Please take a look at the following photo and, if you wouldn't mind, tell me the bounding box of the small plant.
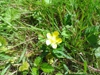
[0,0,100,75]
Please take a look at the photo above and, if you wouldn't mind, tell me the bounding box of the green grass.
[0,0,100,75]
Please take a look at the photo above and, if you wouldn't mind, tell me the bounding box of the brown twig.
[72,59,100,72]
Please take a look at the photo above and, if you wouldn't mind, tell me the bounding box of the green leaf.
[56,72,63,75]
[64,14,72,25]
[31,67,39,75]
[19,61,30,71]
[1,64,11,75]
[53,48,72,59]
[61,26,75,39]
[44,0,51,4]
[63,64,69,74]
[97,59,100,69]
[18,48,27,62]
[34,56,42,67]
[53,50,65,58]
[98,39,100,45]
[0,36,7,46]
[61,29,71,39]
[87,34,97,46]
[52,47,65,58]
[0,46,8,52]
[84,61,87,73]
[85,26,99,34]
[0,53,11,61]
[0,42,2,46]
[41,63,54,73]
[3,8,20,22]
[95,47,100,58]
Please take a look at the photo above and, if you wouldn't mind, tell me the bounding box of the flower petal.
[52,31,59,37]
[56,38,62,44]
[46,40,51,45]
[47,33,52,39]
[51,44,57,49]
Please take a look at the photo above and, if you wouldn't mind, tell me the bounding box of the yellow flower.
[46,31,62,49]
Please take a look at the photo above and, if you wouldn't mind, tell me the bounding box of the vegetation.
[0,0,100,75]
